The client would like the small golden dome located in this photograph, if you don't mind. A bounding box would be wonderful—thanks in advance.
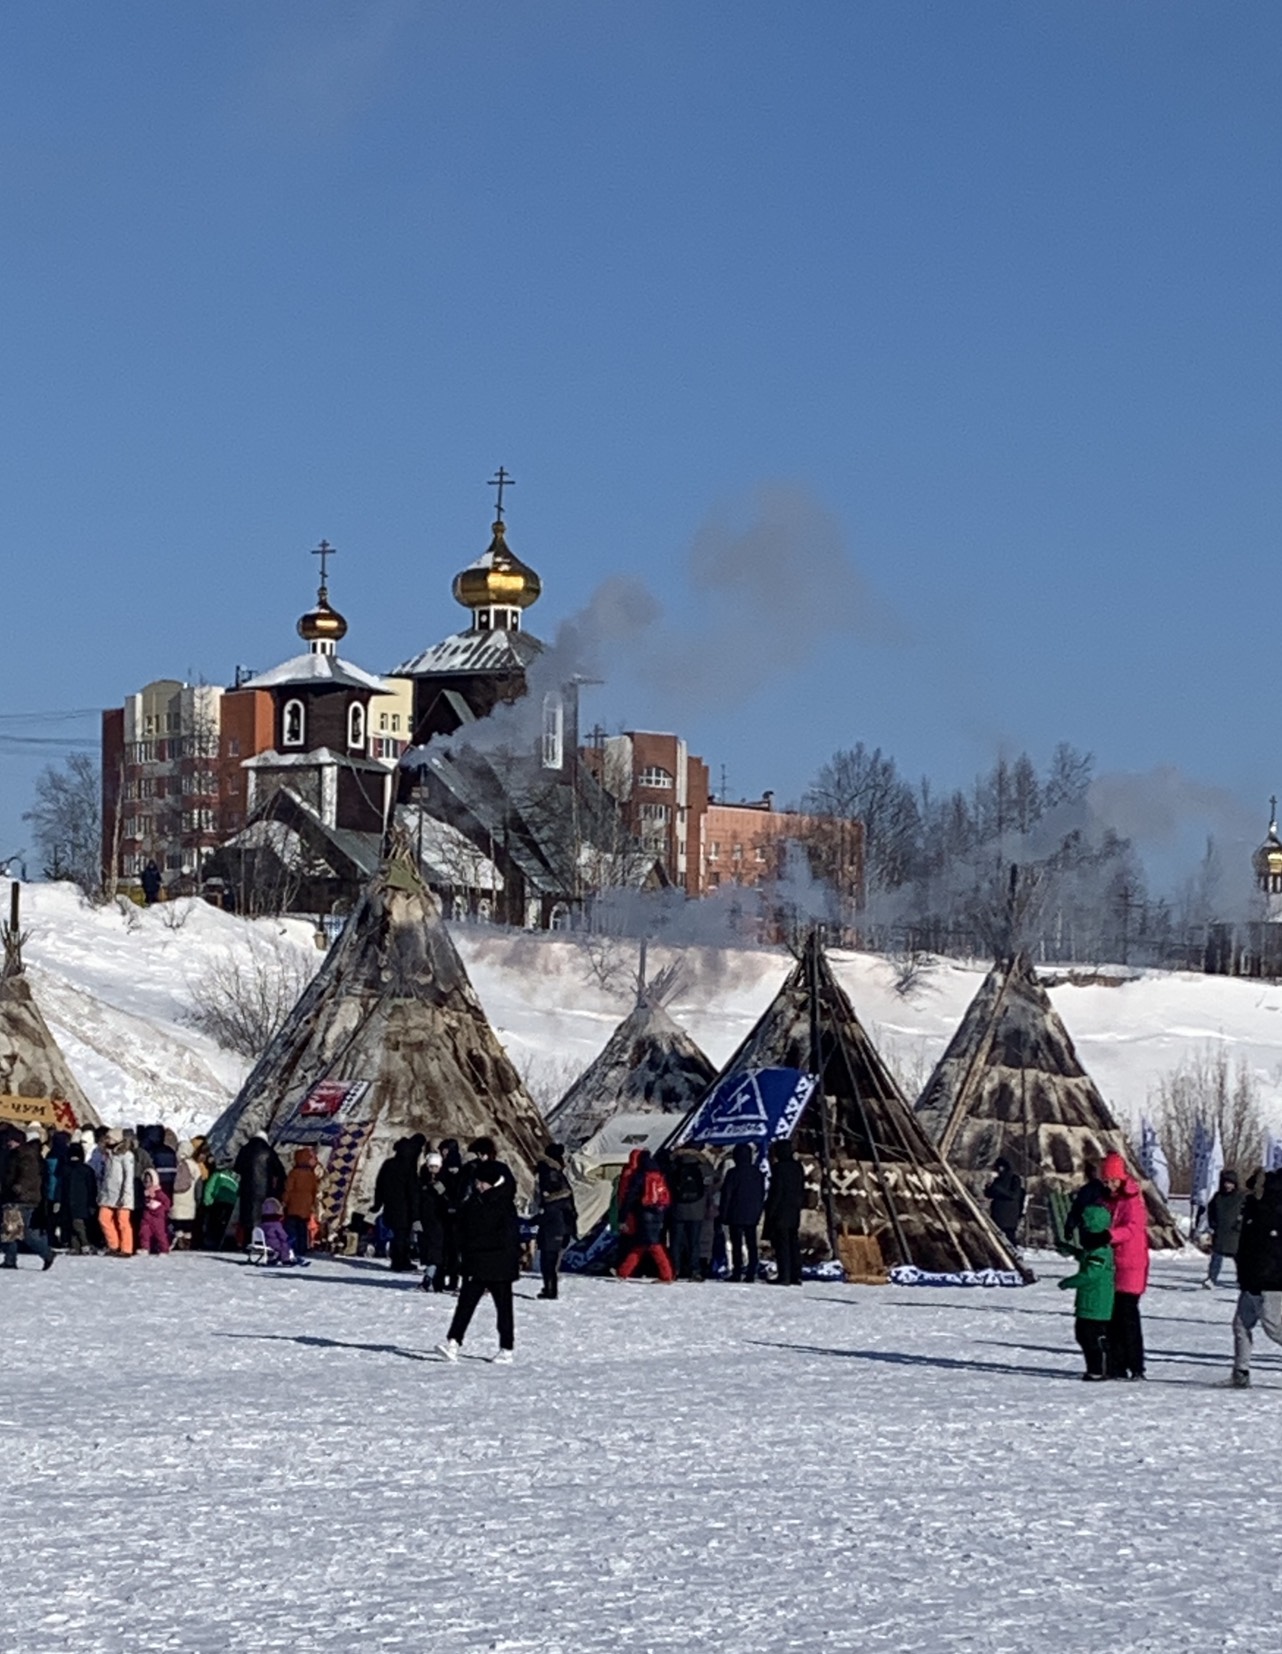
[297,585,348,645]
[1253,801,1282,879]
[452,520,542,614]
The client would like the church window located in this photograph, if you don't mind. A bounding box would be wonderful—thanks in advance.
[478,609,492,631]
[283,699,305,747]
[541,692,564,771]
[639,766,673,789]
[348,702,366,750]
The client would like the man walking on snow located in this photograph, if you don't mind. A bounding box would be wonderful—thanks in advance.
[436,1138,520,1364]
[1229,1167,1282,1389]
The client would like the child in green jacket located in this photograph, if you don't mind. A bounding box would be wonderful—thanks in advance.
[1057,1201,1115,1380]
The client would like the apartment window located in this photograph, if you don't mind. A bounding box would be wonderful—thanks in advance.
[707,871,721,888]
[166,851,182,871]
[379,713,389,732]
[638,765,673,789]
[708,842,720,862]
[732,843,743,861]
[391,714,401,733]
[755,844,768,862]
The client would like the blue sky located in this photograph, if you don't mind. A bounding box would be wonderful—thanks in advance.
[1,3,1279,883]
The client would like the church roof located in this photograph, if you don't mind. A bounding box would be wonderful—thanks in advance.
[240,653,391,694]
[392,626,543,679]
[241,747,393,774]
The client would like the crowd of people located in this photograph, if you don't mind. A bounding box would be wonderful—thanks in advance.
[1052,1152,1282,1387]
[4,1115,1281,1382]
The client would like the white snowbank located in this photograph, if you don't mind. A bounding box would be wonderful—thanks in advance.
[10,880,1282,1141]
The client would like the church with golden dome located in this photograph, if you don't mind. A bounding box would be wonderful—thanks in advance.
[102,477,666,922]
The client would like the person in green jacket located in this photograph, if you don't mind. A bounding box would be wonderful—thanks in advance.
[201,1166,240,1252]
[1057,1202,1116,1381]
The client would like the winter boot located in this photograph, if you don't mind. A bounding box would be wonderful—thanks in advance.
[1231,1368,1251,1389]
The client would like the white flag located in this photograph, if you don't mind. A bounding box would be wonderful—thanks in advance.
[1190,1118,1214,1225]
[1139,1115,1171,1200]
[1208,1120,1225,1198]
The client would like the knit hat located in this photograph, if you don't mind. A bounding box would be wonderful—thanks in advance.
[1100,1151,1127,1182]
[425,1152,443,1170]
[25,1125,43,1142]
[261,1197,283,1219]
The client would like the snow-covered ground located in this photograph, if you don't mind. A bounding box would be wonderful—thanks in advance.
[2,1250,1276,1652]
[11,879,1282,1138]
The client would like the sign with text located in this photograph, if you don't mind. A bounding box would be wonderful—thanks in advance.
[0,1094,80,1130]
[681,1067,818,1146]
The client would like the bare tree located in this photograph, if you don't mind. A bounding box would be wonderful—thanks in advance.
[185,936,317,1058]
[1148,1045,1266,1188]
[24,752,102,896]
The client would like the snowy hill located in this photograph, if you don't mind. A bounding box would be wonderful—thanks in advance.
[10,879,1282,1139]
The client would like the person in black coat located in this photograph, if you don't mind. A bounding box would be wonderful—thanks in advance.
[763,1138,805,1286]
[373,1135,424,1272]
[985,1156,1025,1247]
[0,1127,54,1270]
[1230,1168,1282,1387]
[62,1144,98,1255]
[438,1137,521,1361]
[1204,1169,1245,1289]
[534,1142,577,1300]
[436,1138,465,1292]
[720,1142,766,1282]
[233,1133,286,1243]
[417,1150,448,1290]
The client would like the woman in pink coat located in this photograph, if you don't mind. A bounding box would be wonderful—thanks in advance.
[1101,1150,1149,1379]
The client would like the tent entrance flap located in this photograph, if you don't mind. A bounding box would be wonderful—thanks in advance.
[679,1067,817,1147]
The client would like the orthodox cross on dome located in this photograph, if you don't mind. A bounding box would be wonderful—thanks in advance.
[1271,796,1278,833]
[487,467,515,523]
[311,539,337,588]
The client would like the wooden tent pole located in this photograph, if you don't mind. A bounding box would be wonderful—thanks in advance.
[829,986,912,1267]
[809,931,840,1262]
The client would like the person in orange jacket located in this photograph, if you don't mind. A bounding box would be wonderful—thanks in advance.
[282,1147,320,1258]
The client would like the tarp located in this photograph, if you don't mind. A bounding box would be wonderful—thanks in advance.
[677,1067,817,1147]
[575,1111,675,1171]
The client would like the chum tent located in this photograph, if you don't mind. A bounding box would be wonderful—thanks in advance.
[205,837,546,1233]
[669,931,1020,1277]
[545,963,717,1151]
[0,883,100,1131]
[913,953,1183,1249]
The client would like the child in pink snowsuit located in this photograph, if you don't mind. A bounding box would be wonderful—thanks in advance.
[137,1169,172,1255]
[259,1197,294,1265]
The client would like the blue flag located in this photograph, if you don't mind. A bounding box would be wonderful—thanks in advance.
[680,1067,818,1146]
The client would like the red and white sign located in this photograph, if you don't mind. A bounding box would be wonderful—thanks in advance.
[298,1079,370,1120]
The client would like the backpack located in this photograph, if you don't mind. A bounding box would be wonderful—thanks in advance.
[641,1169,670,1211]
[673,1159,706,1206]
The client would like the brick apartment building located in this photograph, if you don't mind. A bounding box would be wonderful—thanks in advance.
[581,731,710,896]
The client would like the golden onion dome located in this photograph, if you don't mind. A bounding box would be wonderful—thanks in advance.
[1253,801,1282,878]
[297,585,349,646]
[452,520,542,614]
